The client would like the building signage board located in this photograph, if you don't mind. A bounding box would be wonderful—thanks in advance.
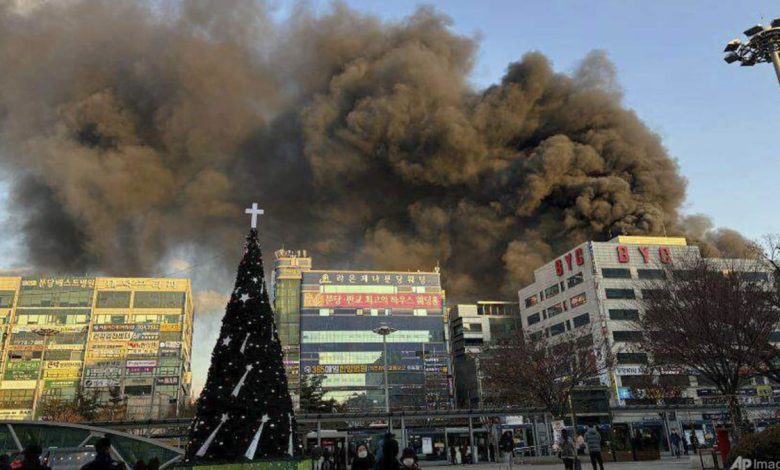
[127,360,157,367]
[303,293,441,309]
[160,323,181,332]
[44,380,78,389]
[305,272,439,286]
[85,368,121,378]
[0,380,37,390]
[3,361,40,380]
[92,332,134,341]
[22,277,95,288]
[96,278,184,290]
[45,361,83,369]
[43,368,80,379]
[93,324,159,332]
[0,410,32,419]
[160,341,181,349]
[302,363,431,374]
[127,367,154,373]
[125,378,153,386]
[615,366,647,376]
[155,376,178,386]
[84,379,120,388]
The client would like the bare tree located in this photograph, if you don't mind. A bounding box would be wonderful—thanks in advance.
[753,234,780,383]
[633,257,779,440]
[481,326,613,424]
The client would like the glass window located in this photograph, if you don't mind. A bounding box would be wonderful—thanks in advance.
[546,303,563,318]
[660,375,690,388]
[96,291,131,308]
[527,313,541,326]
[613,331,643,342]
[18,286,93,307]
[619,375,652,388]
[617,353,648,364]
[0,291,15,308]
[637,269,666,280]
[602,268,631,279]
[544,284,560,298]
[743,272,769,282]
[609,309,640,321]
[524,295,538,308]
[464,338,483,346]
[124,385,153,396]
[572,313,590,328]
[133,291,185,309]
[605,288,635,299]
[463,323,482,333]
[570,293,587,308]
[548,322,566,336]
[567,273,584,288]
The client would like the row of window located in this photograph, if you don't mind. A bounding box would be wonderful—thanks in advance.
[545,313,591,337]
[315,308,430,317]
[604,288,663,300]
[526,292,588,326]
[17,290,186,309]
[602,268,666,280]
[524,273,584,307]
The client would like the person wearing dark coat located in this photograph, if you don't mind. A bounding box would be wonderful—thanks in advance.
[399,448,419,470]
[379,435,399,470]
[81,438,119,470]
[19,445,50,470]
[351,444,375,470]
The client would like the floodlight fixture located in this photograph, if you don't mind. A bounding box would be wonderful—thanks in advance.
[724,20,780,87]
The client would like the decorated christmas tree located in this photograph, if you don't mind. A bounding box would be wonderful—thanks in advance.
[184,206,297,463]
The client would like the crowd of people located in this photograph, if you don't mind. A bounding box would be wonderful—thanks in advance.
[4,437,157,470]
[317,433,420,470]
[554,426,605,470]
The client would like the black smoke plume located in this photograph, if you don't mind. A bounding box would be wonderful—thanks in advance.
[0,0,753,300]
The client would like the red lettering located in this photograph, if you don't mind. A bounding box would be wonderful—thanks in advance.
[617,246,630,263]
[575,248,585,266]
[555,259,564,276]
[659,247,672,264]
[638,246,650,264]
[565,253,573,271]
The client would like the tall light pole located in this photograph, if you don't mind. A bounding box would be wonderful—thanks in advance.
[372,324,397,414]
[723,19,780,87]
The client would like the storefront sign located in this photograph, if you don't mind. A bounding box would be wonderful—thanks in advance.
[616,246,673,264]
[92,332,134,341]
[23,277,95,288]
[303,293,441,309]
[555,247,586,277]
[85,367,121,378]
[125,377,153,386]
[0,409,32,419]
[616,366,647,376]
[43,368,80,379]
[160,323,182,332]
[697,389,718,397]
[93,324,159,332]
[306,272,438,286]
[45,361,82,369]
[44,380,78,389]
[84,379,120,388]
[0,380,37,390]
[155,376,179,386]
[127,367,155,373]
[127,360,157,367]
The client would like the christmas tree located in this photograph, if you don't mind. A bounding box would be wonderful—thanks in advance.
[184,222,297,463]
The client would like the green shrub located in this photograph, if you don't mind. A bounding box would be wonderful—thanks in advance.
[728,425,780,464]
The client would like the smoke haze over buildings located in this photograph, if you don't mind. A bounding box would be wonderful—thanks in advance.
[0,0,754,303]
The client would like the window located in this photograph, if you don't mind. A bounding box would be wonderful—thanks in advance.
[548,322,566,337]
[567,273,584,288]
[641,289,663,300]
[572,313,590,328]
[546,303,563,318]
[527,313,541,326]
[529,331,543,341]
[613,331,643,342]
[463,323,483,333]
[609,309,640,321]
[617,352,648,364]
[743,271,770,282]
[544,284,560,298]
[96,291,131,308]
[602,268,631,279]
[524,295,538,308]
[124,385,152,396]
[570,293,587,308]
[619,375,652,388]
[133,291,185,309]
[659,375,690,388]
[637,269,666,280]
[0,291,15,308]
[464,338,484,346]
[605,288,635,299]
[0,389,35,408]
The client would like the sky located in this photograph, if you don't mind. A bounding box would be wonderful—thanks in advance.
[294,0,780,241]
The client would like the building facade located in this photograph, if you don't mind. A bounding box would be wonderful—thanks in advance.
[448,301,521,408]
[0,276,193,420]
[273,250,451,412]
[517,236,775,411]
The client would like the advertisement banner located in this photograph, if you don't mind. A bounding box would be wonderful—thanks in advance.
[302,363,430,374]
[96,277,184,290]
[0,409,32,419]
[127,360,157,367]
[0,380,37,390]
[91,332,134,341]
[44,380,78,389]
[3,369,39,381]
[85,368,121,378]
[127,367,155,373]
[127,341,158,350]
[84,379,120,388]
[303,292,442,309]
[304,272,438,286]
[160,323,181,332]
[132,331,159,341]
[5,361,40,371]
[160,341,181,349]
[23,277,95,289]
[155,376,179,386]
[45,361,83,369]
[43,368,80,379]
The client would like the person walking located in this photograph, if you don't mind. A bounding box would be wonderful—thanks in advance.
[449,446,456,465]
[575,433,586,457]
[584,426,604,470]
[498,431,514,470]
[19,445,50,470]
[669,429,681,458]
[399,448,419,470]
[379,435,400,470]
[558,429,576,470]
[351,444,375,470]
[321,449,337,470]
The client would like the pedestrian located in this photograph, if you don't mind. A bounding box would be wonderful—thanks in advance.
[498,431,513,470]
[557,429,576,470]
[81,438,120,470]
[399,448,419,470]
[575,433,586,456]
[379,434,400,470]
[464,446,472,465]
[18,445,50,470]
[455,447,461,465]
[669,429,681,458]
[584,426,604,470]
[351,444,375,470]
[321,449,336,470]
[689,429,699,453]
[449,446,456,465]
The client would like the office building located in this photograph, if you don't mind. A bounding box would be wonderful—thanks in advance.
[0,276,193,420]
[448,301,520,408]
[273,250,451,411]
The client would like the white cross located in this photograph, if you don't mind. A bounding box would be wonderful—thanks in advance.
[245,203,264,229]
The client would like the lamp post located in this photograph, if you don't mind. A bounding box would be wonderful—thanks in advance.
[723,19,780,87]
[372,324,397,415]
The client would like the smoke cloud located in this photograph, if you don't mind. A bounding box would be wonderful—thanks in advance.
[0,0,752,303]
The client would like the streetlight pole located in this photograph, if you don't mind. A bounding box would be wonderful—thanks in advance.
[372,325,397,415]
[723,19,780,87]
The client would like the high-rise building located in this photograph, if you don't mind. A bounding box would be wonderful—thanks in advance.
[0,276,193,420]
[448,301,521,408]
[517,236,774,410]
[273,250,451,411]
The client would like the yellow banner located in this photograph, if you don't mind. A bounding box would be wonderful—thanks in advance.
[43,368,80,379]
[160,323,181,332]
[0,380,37,390]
